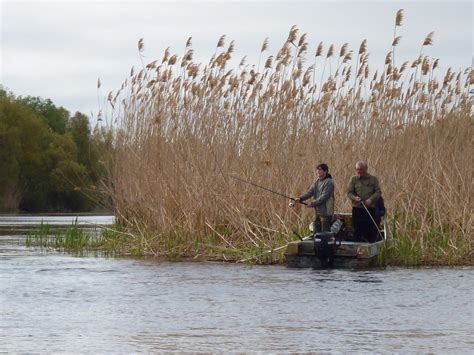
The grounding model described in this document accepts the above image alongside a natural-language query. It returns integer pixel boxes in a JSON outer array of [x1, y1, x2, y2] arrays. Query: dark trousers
[[313, 214, 332, 233], [352, 207, 377, 243]]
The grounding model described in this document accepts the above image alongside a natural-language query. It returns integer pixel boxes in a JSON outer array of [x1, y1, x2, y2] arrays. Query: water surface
[[0, 215, 472, 353]]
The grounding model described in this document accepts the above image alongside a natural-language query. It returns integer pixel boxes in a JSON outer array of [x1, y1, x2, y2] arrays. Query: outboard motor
[[313, 231, 338, 267]]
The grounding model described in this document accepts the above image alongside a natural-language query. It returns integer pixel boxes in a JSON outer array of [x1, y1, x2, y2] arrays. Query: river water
[[0, 215, 473, 353]]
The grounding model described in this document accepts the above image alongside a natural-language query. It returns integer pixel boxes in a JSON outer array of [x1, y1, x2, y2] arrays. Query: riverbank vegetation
[[25, 220, 128, 256], [17, 10, 474, 265], [0, 89, 111, 212], [46, 11, 474, 265]]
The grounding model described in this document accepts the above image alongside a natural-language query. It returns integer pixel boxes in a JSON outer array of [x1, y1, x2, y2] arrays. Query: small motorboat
[[285, 213, 390, 269]]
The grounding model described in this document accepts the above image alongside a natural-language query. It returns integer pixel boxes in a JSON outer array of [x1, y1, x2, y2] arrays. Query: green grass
[[26, 219, 126, 256], [379, 212, 470, 266], [24, 215, 471, 266]]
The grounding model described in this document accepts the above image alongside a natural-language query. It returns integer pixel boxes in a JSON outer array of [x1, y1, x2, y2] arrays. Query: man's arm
[[347, 176, 360, 202], [368, 176, 381, 203], [298, 182, 315, 202]]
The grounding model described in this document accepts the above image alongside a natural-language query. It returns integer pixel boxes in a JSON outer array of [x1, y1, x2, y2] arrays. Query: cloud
[[1, 1, 472, 122]]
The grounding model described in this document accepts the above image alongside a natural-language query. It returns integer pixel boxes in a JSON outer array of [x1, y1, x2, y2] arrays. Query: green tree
[[69, 112, 92, 167], [17, 96, 69, 134], [51, 160, 92, 211], [0, 87, 108, 212], [0, 94, 51, 211], [0, 117, 21, 210]]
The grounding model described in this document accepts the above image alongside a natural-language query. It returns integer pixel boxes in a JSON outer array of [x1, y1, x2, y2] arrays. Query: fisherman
[[295, 163, 335, 233], [347, 160, 382, 243]]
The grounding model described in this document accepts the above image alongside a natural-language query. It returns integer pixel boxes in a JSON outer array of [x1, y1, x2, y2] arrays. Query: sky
[[1, 0, 472, 123]]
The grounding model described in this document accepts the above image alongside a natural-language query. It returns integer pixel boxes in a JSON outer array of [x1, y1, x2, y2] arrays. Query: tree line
[[0, 87, 110, 212]]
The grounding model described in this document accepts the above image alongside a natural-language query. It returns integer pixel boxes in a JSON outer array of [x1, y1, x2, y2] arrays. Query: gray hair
[[356, 160, 368, 169]]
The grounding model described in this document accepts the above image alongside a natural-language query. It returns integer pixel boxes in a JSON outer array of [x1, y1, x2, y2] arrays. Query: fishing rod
[[360, 201, 385, 241], [237, 232, 310, 263], [228, 174, 308, 206]]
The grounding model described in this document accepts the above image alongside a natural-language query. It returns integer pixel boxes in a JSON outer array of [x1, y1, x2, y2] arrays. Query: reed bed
[[102, 11, 473, 265]]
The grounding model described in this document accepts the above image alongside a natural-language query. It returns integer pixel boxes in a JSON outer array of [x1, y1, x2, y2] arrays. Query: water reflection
[[0, 214, 115, 226]]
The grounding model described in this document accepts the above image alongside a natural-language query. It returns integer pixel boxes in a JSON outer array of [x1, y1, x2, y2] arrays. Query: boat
[[284, 212, 390, 269]]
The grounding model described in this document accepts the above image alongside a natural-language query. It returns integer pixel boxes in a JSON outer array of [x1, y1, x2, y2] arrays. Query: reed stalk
[[100, 13, 473, 265]]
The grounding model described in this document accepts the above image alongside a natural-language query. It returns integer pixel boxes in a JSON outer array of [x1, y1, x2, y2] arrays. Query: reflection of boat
[[285, 213, 390, 269]]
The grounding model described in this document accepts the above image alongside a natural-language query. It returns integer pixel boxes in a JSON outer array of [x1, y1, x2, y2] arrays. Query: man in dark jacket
[[295, 163, 335, 233], [347, 160, 382, 243]]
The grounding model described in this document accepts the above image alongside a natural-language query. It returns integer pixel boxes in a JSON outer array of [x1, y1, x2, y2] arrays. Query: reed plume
[[102, 12, 473, 265]]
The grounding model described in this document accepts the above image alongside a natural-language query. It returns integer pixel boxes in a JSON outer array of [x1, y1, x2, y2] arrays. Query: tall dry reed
[[102, 10, 473, 264]]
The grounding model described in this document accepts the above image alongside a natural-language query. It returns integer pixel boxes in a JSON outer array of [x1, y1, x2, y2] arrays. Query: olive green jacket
[[299, 177, 335, 216], [347, 174, 381, 208]]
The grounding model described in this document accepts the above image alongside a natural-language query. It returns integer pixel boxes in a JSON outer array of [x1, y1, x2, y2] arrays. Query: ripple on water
[[0, 217, 473, 352]]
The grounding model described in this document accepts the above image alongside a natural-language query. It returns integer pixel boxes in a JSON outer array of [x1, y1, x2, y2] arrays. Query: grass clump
[[26, 219, 127, 256]]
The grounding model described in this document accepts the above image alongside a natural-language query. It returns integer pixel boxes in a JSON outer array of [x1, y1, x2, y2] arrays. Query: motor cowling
[[313, 231, 337, 267]]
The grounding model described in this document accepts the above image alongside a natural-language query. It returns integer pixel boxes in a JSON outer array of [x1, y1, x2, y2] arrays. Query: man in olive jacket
[[296, 163, 335, 233], [347, 160, 381, 243]]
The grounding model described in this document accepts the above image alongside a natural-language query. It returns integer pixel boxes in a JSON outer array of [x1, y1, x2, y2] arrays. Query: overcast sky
[[1, 0, 472, 122]]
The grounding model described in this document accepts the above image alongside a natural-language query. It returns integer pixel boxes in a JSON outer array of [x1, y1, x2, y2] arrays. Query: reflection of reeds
[[103, 11, 473, 264]]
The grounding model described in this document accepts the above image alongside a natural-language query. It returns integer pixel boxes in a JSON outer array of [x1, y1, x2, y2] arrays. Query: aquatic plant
[[25, 221, 53, 248], [26, 219, 127, 256], [101, 10, 472, 265]]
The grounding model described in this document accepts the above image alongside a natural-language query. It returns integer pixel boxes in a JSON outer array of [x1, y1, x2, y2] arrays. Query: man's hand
[[289, 197, 301, 208], [364, 198, 372, 207], [354, 196, 362, 202]]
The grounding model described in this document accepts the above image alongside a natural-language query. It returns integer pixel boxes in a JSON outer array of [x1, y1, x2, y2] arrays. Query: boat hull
[[285, 239, 385, 269], [284, 213, 388, 269]]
